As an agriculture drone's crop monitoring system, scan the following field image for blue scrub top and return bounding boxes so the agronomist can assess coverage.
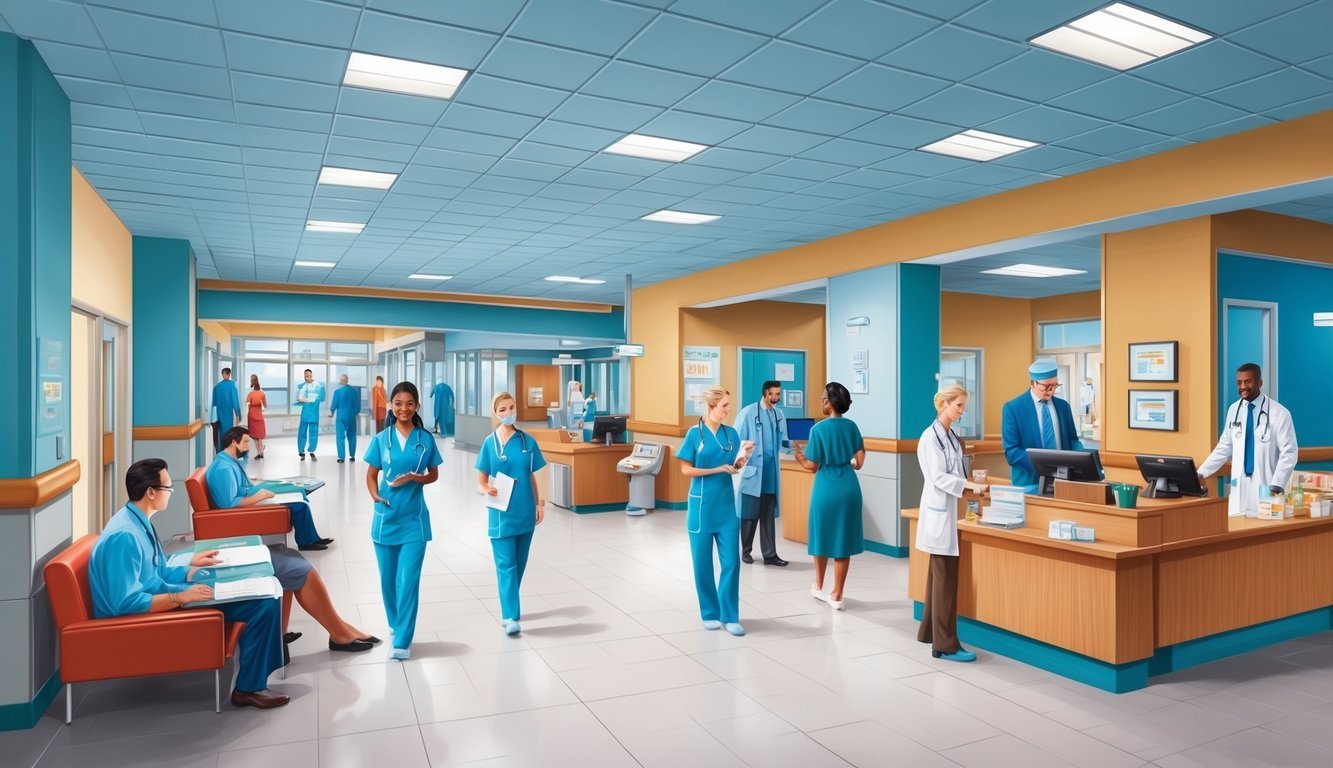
[330,385,360,422]
[212,379,240,424]
[89,502,190,617]
[205,451,253,508]
[295,381,324,422]
[677,423,741,534]
[475,429,548,539]
[364,425,443,545]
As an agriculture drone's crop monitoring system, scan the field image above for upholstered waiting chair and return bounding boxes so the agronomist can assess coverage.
[44,535,244,724]
[185,467,290,540]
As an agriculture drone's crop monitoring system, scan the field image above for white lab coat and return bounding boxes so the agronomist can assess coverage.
[916,421,968,556]
[1198,394,1299,517]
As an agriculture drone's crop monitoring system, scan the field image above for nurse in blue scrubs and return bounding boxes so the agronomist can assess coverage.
[364,382,442,660]
[677,385,752,636]
[475,392,547,636]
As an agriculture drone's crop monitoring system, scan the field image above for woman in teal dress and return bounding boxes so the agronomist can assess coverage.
[793,382,865,611]
[677,385,751,636]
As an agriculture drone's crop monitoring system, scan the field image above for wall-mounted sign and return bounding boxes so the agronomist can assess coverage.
[683,346,721,416]
[614,343,645,357]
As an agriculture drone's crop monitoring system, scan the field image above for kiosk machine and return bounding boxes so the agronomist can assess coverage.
[617,443,665,516]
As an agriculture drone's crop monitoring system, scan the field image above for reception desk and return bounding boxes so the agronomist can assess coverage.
[779,458,814,543]
[531,433,633,513]
[904,491,1333,692]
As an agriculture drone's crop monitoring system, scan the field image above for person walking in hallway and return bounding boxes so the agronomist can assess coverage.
[734,380,789,566]
[295,368,324,460]
[211,367,241,454]
[329,374,360,463]
[793,382,864,610]
[372,375,388,430]
[431,380,455,437]
[245,374,268,459]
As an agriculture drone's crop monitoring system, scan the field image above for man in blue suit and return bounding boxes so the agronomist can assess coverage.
[211,368,241,453]
[1001,359,1084,492]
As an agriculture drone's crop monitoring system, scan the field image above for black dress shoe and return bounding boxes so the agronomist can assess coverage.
[337,459,344,463]
[328,638,374,653]
[283,631,302,644]
[316,537,334,545]
[350,457,356,462]
[764,557,789,567]
[299,453,305,460]
[231,689,290,709]
[297,542,328,551]
[357,635,382,644]
[741,552,754,564]
[309,454,318,461]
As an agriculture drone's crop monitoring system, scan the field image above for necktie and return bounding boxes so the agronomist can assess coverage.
[1040,400,1056,450]
[1244,401,1255,477]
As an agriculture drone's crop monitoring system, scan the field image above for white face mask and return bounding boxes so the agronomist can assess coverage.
[499,414,517,426]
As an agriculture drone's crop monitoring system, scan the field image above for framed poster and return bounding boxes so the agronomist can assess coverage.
[784,390,803,409]
[1128,341,1178,382]
[1128,389,1178,431]
[774,363,795,382]
[683,346,721,416]
[851,370,869,395]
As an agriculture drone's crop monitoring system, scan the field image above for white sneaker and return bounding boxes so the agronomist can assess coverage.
[811,583,825,602]
[829,595,845,611]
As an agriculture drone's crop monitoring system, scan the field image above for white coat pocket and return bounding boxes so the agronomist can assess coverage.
[922,505,950,543]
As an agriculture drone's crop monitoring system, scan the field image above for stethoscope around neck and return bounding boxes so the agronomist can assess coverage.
[1228,396,1271,442]
[493,427,536,472]
[932,420,963,473]
[697,418,735,452]
[384,428,428,480]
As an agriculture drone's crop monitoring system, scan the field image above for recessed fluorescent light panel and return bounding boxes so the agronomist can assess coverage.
[920,130,1038,161]
[343,52,469,99]
[560,339,582,346]
[642,209,721,225]
[1315,312,1333,327]
[318,166,397,189]
[1030,3,1211,70]
[604,134,708,162]
[982,264,1088,278]
[545,275,607,285]
[305,220,364,234]
[408,273,452,281]
[294,260,336,268]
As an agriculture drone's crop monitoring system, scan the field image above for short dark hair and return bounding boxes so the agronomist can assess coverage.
[762,380,781,395]
[825,382,852,415]
[221,367,231,376]
[1237,363,1262,377]
[375,375,383,382]
[220,426,250,450]
[303,368,313,375]
[126,458,168,502]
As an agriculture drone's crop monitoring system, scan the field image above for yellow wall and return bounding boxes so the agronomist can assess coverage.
[1213,210,1333,265]
[680,300,826,423]
[71,167,132,319]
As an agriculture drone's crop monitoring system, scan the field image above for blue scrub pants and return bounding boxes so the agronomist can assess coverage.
[284,501,322,546]
[297,420,319,453]
[216,596,283,692]
[334,419,357,461]
[688,523,740,623]
[490,531,534,621]
[374,540,427,649]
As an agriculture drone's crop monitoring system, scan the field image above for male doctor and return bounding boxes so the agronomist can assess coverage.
[734,380,789,566]
[1198,363,1298,516]
[294,368,324,460]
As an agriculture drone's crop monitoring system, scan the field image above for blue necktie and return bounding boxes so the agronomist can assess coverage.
[1040,400,1056,450]
[1244,401,1255,477]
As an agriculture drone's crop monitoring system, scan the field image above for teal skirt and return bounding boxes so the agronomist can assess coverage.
[807,465,864,558]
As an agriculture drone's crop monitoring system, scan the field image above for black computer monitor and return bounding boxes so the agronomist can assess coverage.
[1027,448,1104,496]
[592,415,627,445]
[1136,454,1206,498]
[786,417,815,442]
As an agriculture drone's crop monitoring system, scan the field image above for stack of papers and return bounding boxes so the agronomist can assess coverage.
[212,576,282,601]
[979,485,1026,529]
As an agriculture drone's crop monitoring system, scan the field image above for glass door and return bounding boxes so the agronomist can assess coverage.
[940,347,983,438]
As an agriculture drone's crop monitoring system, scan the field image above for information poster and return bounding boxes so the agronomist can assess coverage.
[683,346,721,417]
[38,337,64,435]
[1133,349,1168,377]
[774,363,795,382]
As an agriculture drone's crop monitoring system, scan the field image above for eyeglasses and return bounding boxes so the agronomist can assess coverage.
[152,484,175,493]
[1034,382,1062,392]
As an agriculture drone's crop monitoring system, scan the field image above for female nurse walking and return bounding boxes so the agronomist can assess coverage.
[476,392,547,636]
[793,382,865,610]
[677,386,751,636]
[915,384,988,662]
[364,382,442,660]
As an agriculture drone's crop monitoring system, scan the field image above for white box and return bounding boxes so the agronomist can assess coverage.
[1257,497,1283,520]
[1073,526,1095,542]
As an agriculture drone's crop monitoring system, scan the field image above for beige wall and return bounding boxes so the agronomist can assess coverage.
[71,167,132,319]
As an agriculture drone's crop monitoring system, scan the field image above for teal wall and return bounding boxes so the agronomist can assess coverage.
[739,348,806,420]
[133,237,197,426]
[899,264,942,438]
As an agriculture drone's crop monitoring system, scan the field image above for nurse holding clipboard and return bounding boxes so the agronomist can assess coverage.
[476,392,547,636]
[364,382,442,660]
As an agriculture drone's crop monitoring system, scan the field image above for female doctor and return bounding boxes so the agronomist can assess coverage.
[915,384,988,663]
[364,381,442,660]
[475,392,547,636]
[1197,363,1298,516]
[677,385,752,637]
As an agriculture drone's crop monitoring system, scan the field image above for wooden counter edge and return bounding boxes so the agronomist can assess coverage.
[902,506,1160,560]
[133,418,205,440]
[1158,513,1333,552]
[0,460,82,508]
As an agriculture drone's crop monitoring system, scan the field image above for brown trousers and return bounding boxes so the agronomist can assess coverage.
[917,553,960,653]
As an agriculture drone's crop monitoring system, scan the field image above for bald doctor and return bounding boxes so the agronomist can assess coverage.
[1198,363,1298,516]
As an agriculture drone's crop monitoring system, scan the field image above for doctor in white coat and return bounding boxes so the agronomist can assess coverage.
[915,384,987,663]
[734,380,789,566]
[1198,363,1298,517]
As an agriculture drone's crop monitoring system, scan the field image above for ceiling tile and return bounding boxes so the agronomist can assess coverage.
[235,103,332,134]
[1208,68,1333,112]
[1136,41,1284,93]
[126,87,235,121]
[1181,114,1277,142]
[721,41,862,93]
[766,99,880,135]
[979,106,1108,143]
[637,110,751,145]
[1056,124,1167,156]
[965,49,1110,102]
[336,115,432,146]
[481,39,608,91]
[87,6,226,65]
[669,0,827,36]
[87,0,220,26]
[223,33,346,85]
[878,25,1026,80]
[364,0,525,33]
[675,81,801,122]
[232,71,339,111]
[897,84,1031,125]
[619,15,767,78]
[722,125,830,155]
[798,139,903,167]
[784,0,939,60]
[549,95,662,132]
[0,0,102,46]
[846,114,960,149]
[581,62,707,107]
[353,11,498,69]
[216,0,360,48]
[455,74,569,118]
[507,0,655,55]
[1124,99,1250,135]
[1229,2,1333,63]
[953,0,1103,43]
[29,40,117,82]
[110,52,232,99]
[1050,77,1185,121]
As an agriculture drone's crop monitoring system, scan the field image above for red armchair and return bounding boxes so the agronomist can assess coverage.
[185,467,290,540]
[45,535,245,724]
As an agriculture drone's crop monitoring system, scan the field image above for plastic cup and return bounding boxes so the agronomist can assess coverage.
[972,469,988,484]
[1111,482,1139,509]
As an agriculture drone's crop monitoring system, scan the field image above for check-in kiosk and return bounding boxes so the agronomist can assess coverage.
[616,443,665,515]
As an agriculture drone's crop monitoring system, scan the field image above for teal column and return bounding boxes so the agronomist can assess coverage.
[132,236,198,539]
[827,263,941,556]
[0,31,73,729]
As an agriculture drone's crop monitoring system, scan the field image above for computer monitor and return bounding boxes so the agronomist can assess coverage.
[786,417,815,442]
[1136,454,1206,498]
[1026,448,1104,496]
[592,415,627,445]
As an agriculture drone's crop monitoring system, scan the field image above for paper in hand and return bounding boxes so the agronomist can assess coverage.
[485,472,516,511]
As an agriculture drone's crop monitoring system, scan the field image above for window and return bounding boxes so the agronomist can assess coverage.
[329,342,371,363]
[1039,319,1100,349]
[291,340,327,360]
[237,338,373,416]
[940,348,983,438]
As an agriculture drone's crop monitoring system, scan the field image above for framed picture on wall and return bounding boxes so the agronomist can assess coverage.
[1128,341,1178,382]
[1128,389,1178,431]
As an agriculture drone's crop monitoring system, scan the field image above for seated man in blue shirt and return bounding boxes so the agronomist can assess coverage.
[90,458,288,709]
[207,427,333,551]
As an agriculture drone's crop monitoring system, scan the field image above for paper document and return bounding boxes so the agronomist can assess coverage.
[268,492,306,506]
[213,544,272,568]
[485,472,515,511]
[212,577,281,601]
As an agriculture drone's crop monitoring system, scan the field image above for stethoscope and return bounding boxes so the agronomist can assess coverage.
[383,427,429,481]
[130,503,164,569]
[493,427,536,472]
[932,420,963,474]
[697,418,735,453]
[754,406,782,447]
[1228,396,1272,443]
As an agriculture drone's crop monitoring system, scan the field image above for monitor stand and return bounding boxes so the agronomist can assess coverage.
[1037,466,1072,497]
[1143,477,1182,499]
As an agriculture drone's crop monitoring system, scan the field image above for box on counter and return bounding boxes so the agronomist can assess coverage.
[1295,471,1333,492]
[1257,497,1284,520]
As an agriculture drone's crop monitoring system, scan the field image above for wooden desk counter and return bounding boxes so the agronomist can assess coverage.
[533,438,632,512]
[779,458,813,543]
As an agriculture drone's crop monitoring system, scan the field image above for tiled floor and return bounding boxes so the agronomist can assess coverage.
[7,436,1333,767]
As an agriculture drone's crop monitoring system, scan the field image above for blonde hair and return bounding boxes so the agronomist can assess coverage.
[933,384,969,412]
[491,391,516,416]
[699,386,730,410]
